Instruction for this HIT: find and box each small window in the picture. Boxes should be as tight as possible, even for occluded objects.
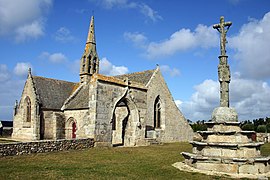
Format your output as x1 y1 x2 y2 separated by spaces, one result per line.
25 96 31 122
154 96 161 129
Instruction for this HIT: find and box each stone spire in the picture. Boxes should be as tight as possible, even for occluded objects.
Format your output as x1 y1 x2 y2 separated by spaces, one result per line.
80 16 100 83
85 16 96 52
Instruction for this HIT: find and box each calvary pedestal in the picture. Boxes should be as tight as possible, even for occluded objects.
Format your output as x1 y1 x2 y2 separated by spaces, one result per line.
179 16 270 178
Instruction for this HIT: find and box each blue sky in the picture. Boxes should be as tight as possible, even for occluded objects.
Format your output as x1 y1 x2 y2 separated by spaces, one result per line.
0 0 270 121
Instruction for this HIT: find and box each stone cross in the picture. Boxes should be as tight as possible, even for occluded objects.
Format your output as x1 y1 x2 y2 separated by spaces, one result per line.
213 16 232 56
213 16 232 107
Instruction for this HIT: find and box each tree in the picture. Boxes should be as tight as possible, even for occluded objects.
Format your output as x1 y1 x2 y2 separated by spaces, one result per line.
256 125 267 133
241 123 254 131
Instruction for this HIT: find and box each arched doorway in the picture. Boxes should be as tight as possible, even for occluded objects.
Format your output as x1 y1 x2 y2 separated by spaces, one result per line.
72 122 76 139
66 117 77 139
111 97 140 147
112 101 129 146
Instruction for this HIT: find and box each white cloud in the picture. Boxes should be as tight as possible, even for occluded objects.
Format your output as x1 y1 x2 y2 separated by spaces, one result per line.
146 24 218 59
124 32 147 48
138 3 162 22
98 0 135 9
0 64 10 82
15 20 44 42
0 64 27 120
179 76 270 121
231 77 270 120
13 62 32 77
229 12 270 79
54 27 75 43
125 24 218 59
92 0 161 22
0 0 52 42
100 57 129 76
160 65 180 77
39 52 67 63
175 100 183 110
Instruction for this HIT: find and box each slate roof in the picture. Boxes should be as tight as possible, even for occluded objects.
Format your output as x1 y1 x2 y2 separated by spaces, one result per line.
31 69 155 110
114 69 155 86
32 76 76 110
64 84 89 110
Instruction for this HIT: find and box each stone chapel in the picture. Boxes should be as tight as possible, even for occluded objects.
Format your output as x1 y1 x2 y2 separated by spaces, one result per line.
12 16 193 146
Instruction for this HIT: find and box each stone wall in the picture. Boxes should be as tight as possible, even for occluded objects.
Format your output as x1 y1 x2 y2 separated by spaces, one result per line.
42 111 54 139
64 109 93 139
0 138 94 157
13 75 40 140
257 133 270 142
146 69 193 142
94 80 147 146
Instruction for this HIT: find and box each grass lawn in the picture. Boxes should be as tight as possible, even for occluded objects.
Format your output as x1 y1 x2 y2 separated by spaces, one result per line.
0 142 270 180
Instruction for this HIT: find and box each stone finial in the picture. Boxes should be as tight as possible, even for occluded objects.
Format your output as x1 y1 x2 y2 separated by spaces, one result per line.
28 67 31 75
13 100 18 116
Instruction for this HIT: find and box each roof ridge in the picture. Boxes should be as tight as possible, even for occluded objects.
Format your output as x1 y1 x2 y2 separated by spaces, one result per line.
33 75 76 84
114 68 155 77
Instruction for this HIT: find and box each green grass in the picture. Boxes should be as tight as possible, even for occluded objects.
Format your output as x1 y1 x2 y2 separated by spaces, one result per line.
0 142 270 180
0 139 17 143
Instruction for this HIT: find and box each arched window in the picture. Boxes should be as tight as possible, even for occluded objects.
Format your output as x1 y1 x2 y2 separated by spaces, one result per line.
82 56 86 72
88 55 92 73
93 57 97 73
154 96 161 129
25 96 31 122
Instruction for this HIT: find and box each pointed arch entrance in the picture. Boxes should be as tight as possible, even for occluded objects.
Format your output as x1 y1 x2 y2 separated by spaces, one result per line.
111 97 140 147
66 117 77 139
72 122 77 138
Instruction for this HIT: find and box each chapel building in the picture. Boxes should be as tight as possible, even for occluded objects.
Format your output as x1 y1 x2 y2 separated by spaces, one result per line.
12 16 193 146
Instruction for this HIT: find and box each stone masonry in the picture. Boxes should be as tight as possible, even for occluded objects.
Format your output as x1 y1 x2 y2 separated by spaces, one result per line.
12 16 193 147
180 16 270 178
0 138 94 157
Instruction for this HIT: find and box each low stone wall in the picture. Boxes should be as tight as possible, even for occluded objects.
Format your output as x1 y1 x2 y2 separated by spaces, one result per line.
256 133 270 142
0 138 95 157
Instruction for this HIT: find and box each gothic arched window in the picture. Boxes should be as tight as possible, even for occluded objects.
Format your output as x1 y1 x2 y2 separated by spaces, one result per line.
88 55 92 73
93 57 97 73
25 96 31 122
154 96 161 129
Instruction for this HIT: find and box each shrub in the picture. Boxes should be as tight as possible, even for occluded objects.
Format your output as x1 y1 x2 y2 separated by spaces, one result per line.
241 123 254 131
257 125 267 133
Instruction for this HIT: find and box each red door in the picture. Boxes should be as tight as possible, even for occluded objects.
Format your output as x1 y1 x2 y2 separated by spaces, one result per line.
72 122 76 138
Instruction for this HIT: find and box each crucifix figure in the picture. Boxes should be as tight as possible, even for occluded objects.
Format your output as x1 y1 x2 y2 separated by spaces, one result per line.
213 16 232 56
213 16 232 107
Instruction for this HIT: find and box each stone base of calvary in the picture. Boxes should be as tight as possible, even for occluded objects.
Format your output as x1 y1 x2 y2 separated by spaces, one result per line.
179 16 270 178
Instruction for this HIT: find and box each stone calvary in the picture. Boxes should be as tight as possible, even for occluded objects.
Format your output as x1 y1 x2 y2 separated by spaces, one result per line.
180 16 270 178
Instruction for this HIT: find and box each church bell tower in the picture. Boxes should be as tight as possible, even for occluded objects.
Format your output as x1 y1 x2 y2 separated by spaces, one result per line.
80 16 99 83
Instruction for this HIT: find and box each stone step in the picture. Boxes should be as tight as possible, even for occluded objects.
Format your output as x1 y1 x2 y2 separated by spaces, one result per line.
145 138 162 145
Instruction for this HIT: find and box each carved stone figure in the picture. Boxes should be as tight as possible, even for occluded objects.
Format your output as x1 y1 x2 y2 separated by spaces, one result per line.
213 16 232 107
213 16 232 56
